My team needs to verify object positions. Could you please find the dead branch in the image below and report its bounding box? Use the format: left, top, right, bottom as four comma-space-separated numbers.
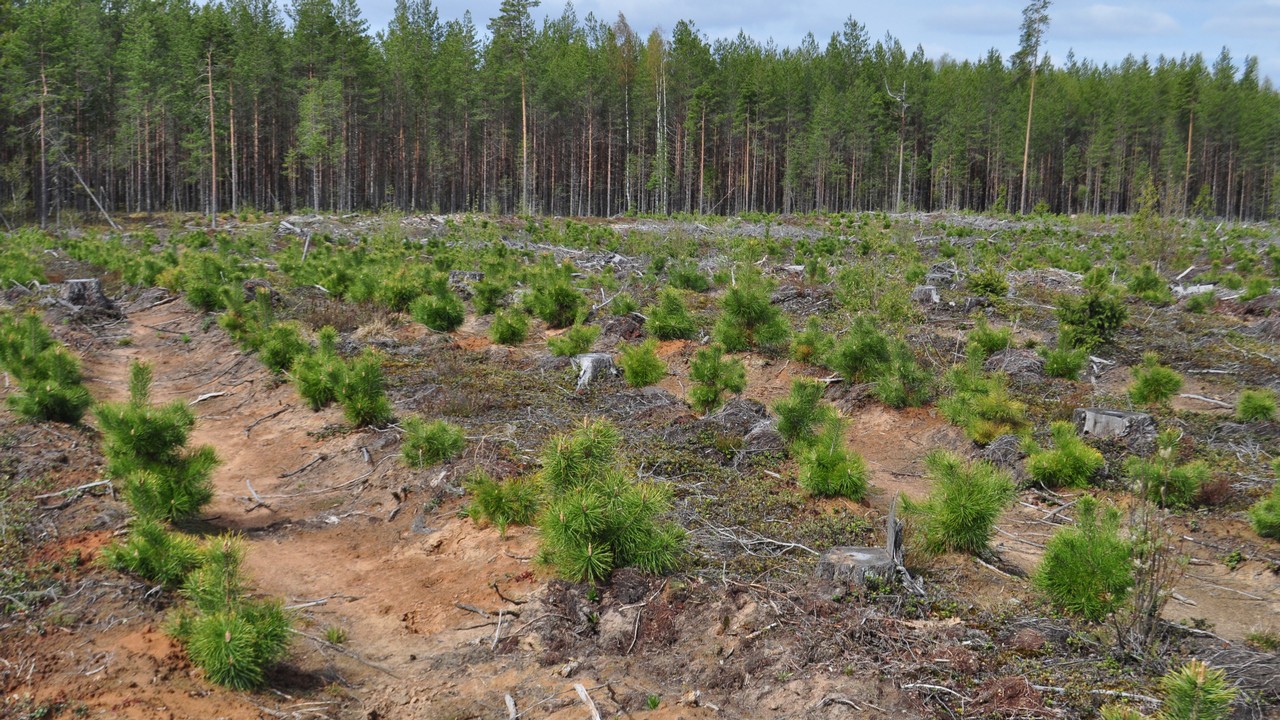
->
245, 405, 291, 436
279, 454, 327, 478
574, 683, 603, 720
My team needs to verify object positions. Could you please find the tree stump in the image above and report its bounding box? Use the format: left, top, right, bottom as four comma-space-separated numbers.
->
1072, 408, 1156, 453
571, 353, 616, 392
815, 501, 916, 591
60, 278, 112, 309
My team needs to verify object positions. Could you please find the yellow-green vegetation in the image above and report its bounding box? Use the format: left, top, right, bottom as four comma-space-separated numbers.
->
1033, 496, 1132, 620
400, 417, 466, 467
1026, 422, 1104, 489
618, 339, 666, 387
903, 450, 1015, 556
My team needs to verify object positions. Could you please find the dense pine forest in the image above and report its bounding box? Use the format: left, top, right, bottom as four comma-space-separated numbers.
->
2, 0, 1279, 224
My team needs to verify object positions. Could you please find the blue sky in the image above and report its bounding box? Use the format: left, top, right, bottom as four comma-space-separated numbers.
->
359, 0, 1280, 85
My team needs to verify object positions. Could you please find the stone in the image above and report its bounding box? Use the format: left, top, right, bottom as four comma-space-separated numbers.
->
1072, 408, 1157, 453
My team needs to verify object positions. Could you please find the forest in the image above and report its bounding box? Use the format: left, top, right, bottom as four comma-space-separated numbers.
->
2, 0, 1279, 224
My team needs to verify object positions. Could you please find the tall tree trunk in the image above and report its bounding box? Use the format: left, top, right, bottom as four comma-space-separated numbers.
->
1019, 65, 1037, 215
229, 80, 238, 214
521, 71, 529, 214
207, 48, 218, 229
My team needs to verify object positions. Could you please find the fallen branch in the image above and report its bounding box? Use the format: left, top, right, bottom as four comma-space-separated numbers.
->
279, 455, 326, 479
34, 479, 113, 500
1031, 684, 1160, 706
902, 683, 972, 702
288, 629, 401, 679
245, 406, 291, 436
574, 683, 603, 720
188, 391, 227, 405
1178, 394, 1233, 409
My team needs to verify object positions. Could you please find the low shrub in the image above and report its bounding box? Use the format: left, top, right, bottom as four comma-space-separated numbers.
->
1033, 495, 1133, 621
1039, 336, 1088, 380
1127, 264, 1172, 304
1236, 388, 1277, 422
1058, 269, 1127, 349
668, 263, 711, 292
1240, 276, 1272, 302
871, 343, 932, 409
524, 265, 586, 329
172, 534, 291, 690
967, 316, 1012, 358
471, 277, 509, 315
1026, 421, 1104, 488
772, 378, 835, 447
688, 344, 746, 413
938, 355, 1028, 445
258, 322, 309, 374
790, 317, 833, 364
1246, 459, 1280, 539
401, 417, 465, 467
903, 450, 1015, 555
712, 271, 789, 353
409, 289, 465, 332
339, 349, 393, 427
535, 420, 684, 582
796, 420, 869, 500
291, 327, 345, 411
463, 470, 540, 536
101, 518, 202, 589
547, 323, 600, 357
644, 287, 697, 340
1158, 660, 1238, 720
1126, 446, 1208, 509
489, 309, 529, 345
618, 339, 666, 388
1128, 352, 1182, 405
967, 266, 1009, 299
826, 317, 890, 383
1184, 290, 1215, 314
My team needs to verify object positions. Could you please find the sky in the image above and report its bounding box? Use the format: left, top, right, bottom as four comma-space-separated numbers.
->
358, 0, 1280, 85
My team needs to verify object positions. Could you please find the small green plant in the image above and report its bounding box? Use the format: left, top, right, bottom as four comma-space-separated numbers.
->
1126, 447, 1209, 510
101, 518, 202, 589
1246, 459, 1280, 539
0, 312, 92, 424
1245, 629, 1280, 652
171, 534, 291, 690
1033, 495, 1133, 621
903, 450, 1015, 555
796, 419, 869, 500
547, 323, 600, 357
489, 309, 529, 345
871, 343, 932, 409
1185, 290, 1215, 314
688, 344, 746, 413
1127, 264, 1172, 304
610, 292, 639, 316
400, 417, 465, 467
772, 378, 835, 447
409, 288, 465, 332
1235, 388, 1277, 422
463, 470, 540, 536
618, 339, 666, 387
258, 322, 309, 373
324, 626, 347, 645
524, 264, 586, 328
938, 354, 1028, 444
826, 317, 890, 383
472, 277, 509, 315
790, 317, 833, 364
668, 262, 711, 292
645, 695, 661, 710
644, 287, 697, 340
1026, 421, 1104, 488
1129, 352, 1182, 405
966, 316, 1012, 358
1157, 660, 1238, 720
291, 327, 345, 411
339, 349, 393, 427
1240, 276, 1272, 302
967, 265, 1009, 299
95, 362, 218, 521
1039, 335, 1088, 380
1057, 269, 1127, 349
712, 270, 789, 353
535, 420, 684, 582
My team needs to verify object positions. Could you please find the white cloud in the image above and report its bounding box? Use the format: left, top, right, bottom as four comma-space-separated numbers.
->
1204, 0, 1280, 37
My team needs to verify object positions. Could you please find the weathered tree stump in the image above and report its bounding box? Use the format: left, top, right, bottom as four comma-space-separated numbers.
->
571, 353, 616, 392
1072, 408, 1156, 454
911, 285, 940, 304
60, 278, 112, 309
815, 501, 920, 593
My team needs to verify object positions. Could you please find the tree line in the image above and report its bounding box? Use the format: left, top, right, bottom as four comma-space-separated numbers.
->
2, 0, 1278, 225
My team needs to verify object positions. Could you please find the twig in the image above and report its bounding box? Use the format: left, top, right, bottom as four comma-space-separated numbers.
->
188, 391, 227, 405
288, 629, 401, 679
1031, 684, 1160, 706
492, 609, 505, 651
33, 479, 112, 500
245, 405, 291, 436
492, 581, 528, 606
745, 622, 779, 640
818, 696, 862, 711
574, 683, 603, 720
455, 602, 492, 618
902, 683, 972, 702
504, 694, 518, 720
279, 455, 326, 479
1178, 394, 1233, 409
